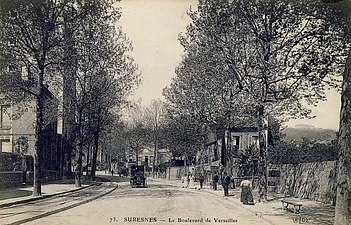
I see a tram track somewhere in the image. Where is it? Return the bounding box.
[0,182,118,225]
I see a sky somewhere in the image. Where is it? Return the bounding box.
[116,0,341,131]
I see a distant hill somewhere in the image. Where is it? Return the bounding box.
[282,126,337,142]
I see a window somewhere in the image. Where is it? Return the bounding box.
[0,105,11,129]
[251,136,259,147]
[145,156,149,166]
[232,136,240,149]
[0,139,12,152]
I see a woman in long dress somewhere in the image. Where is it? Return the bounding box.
[188,174,195,188]
[240,179,254,204]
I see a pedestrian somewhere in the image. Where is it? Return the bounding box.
[198,173,204,189]
[213,172,219,190]
[189,173,195,188]
[222,172,231,196]
[111,169,114,176]
[240,179,254,204]
[186,172,191,188]
[181,174,186,188]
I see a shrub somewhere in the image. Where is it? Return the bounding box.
[0,152,34,171]
[0,152,22,171]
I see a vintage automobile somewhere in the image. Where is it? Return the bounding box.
[130,165,147,188]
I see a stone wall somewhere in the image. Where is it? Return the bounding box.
[276,161,337,204]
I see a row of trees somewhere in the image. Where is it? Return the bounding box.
[164,1,351,223]
[100,99,205,178]
[164,0,348,202]
[0,0,140,195]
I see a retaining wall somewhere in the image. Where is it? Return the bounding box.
[276,161,337,204]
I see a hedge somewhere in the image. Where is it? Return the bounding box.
[0,152,33,171]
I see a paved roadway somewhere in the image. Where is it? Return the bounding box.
[0,179,271,225]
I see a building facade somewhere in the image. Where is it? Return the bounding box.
[195,125,267,183]
[0,91,60,173]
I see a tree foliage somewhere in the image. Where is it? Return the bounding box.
[0,0,139,191]
[269,138,338,164]
[163,109,207,160]
[165,0,348,201]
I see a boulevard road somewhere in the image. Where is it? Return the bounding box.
[2,179,271,225]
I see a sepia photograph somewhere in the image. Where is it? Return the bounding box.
[0,0,350,225]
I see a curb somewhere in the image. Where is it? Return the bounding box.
[9,182,118,225]
[0,182,98,209]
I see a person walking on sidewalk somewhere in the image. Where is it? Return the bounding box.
[186,172,191,188]
[222,172,231,196]
[240,179,254,204]
[198,173,204,189]
[213,172,219,190]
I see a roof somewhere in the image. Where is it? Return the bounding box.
[229,127,258,132]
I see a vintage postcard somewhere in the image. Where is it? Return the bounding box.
[0,0,349,225]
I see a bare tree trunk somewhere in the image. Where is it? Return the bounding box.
[334,48,351,225]
[257,104,268,202]
[33,70,44,196]
[75,141,83,187]
[153,109,158,178]
[153,138,158,178]
[86,145,90,176]
[136,145,139,165]
[184,154,187,175]
[62,9,77,178]
[75,111,84,187]
[108,152,112,174]
[221,133,227,168]
[91,130,99,179]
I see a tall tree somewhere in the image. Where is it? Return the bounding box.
[0,0,72,196]
[330,0,351,224]
[100,118,128,174]
[163,109,207,165]
[174,0,348,201]
[0,0,140,189]
[144,99,167,177]
[68,1,139,186]
[125,102,151,165]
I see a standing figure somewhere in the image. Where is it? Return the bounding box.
[240,179,254,204]
[189,174,195,188]
[222,172,231,196]
[198,174,204,189]
[111,169,114,177]
[186,172,191,188]
[213,172,219,190]
[181,174,186,188]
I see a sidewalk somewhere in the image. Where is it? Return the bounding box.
[0,180,94,208]
[157,178,335,225]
